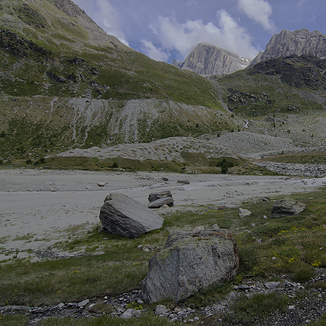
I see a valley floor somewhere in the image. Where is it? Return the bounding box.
[1,169,326,262]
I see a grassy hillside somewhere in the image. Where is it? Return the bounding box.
[0,0,235,162]
[211,55,326,117]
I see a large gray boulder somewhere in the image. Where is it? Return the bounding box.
[271,198,306,218]
[99,193,164,238]
[141,229,239,303]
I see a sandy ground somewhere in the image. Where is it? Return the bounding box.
[1,169,326,262]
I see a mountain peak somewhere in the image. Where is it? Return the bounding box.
[250,28,326,66]
[173,43,250,76]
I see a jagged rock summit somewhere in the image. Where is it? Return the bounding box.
[173,42,250,76]
[250,29,326,66]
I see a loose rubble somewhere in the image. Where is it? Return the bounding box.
[3,271,326,325]
[255,161,326,177]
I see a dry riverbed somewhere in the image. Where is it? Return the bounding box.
[1,169,326,262]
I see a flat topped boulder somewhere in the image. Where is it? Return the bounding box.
[271,198,306,218]
[99,193,164,238]
[141,228,239,303]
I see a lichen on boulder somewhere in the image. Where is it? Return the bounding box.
[141,228,239,303]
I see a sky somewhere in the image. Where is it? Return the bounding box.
[71,0,326,63]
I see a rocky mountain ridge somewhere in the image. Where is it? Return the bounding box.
[250,28,326,66]
[172,42,250,76]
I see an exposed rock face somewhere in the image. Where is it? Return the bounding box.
[250,29,326,67]
[99,193,164,238]
[270,198,306,218]
[141,229,239,303]
[173,43,250,76]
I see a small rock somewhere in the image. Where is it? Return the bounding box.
[177,180,190,185]
[97,182,106,187]
[77,299,89,308]
[289,305,295,310]
[212,224,220,230]
[148,197,174,209]
[121,308,141,319]
[155,305,168,315]
[218,205,226,210]
[264,281,280,289]
[56,303,65,309]
[271,198,306,218]
[239,208,251,218]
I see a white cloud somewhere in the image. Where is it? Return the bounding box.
[140,40,170,62]
[72,0,129,46]
[142,9,259,61]
[238,0,276,32]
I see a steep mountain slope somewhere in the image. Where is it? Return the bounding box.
[0,0,236,162]
[173,42,250,76]
[0,0,127,50]
[250,29,326,67]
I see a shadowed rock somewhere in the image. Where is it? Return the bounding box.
[271,198,306,218]
[141,229,239,303]
[99,193,164,238]
[148,197,174,209]
[148,190,173,203]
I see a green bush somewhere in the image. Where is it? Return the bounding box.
[217,158,234,174]
[293,264,315,282]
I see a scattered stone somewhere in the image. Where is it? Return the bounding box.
[56,303,65,309]
[259,197,269,202]
[177,180,190,185]
[271,198,306,218]
[97,182,106,187]
[99,193,164,238]
[218,205,226,210]
[148,197,174,209]
[239,208,251,218]
[141,228,239,303]
[120,308,141,319]
[162,177,169,181]
[148,190,173,203]
[77,299,89,308]
[265,281,281,289]
[155,305,168,315]
[255,161,326,177]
